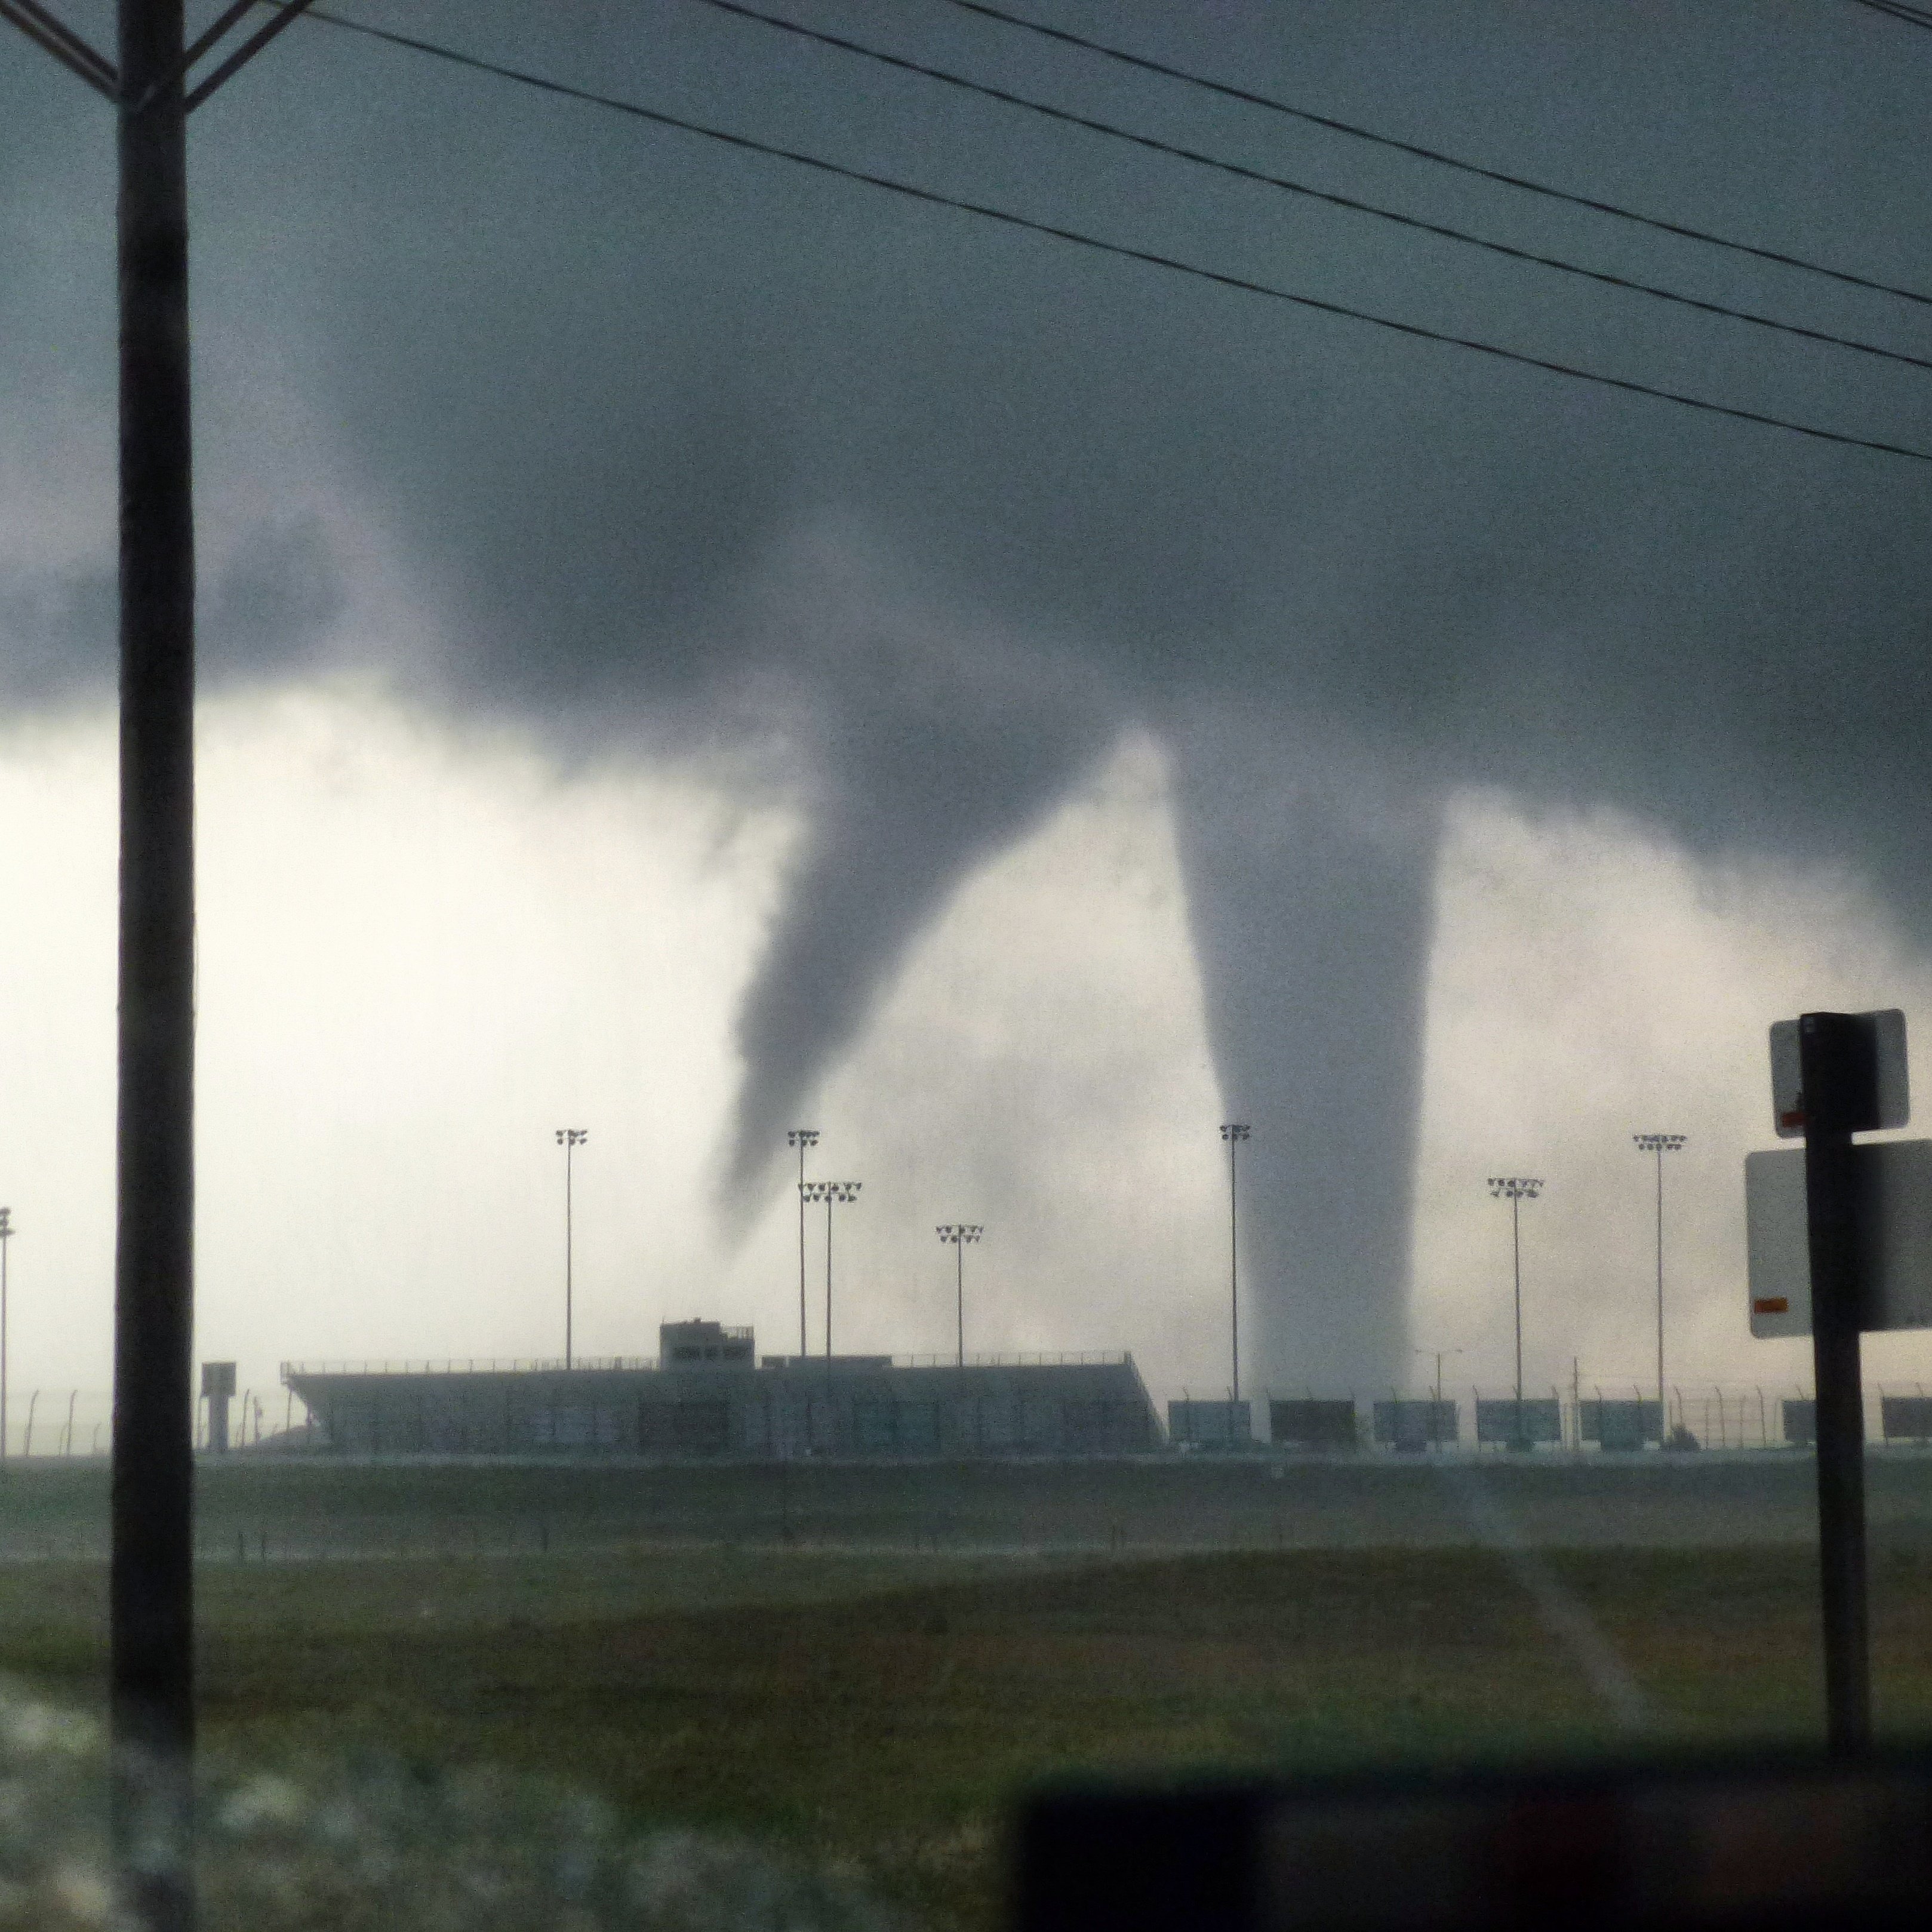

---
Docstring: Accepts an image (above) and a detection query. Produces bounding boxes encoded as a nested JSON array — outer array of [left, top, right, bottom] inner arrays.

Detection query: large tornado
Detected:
[[1166, 712, 1440, 1395]]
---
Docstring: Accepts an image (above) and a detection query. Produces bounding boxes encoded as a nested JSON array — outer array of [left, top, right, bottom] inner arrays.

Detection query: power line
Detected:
[[691, 0, 1932, 377], [285, 5, 1932, 465], [1846, 0, 1932, 29], [938, 0, 1932, 312]]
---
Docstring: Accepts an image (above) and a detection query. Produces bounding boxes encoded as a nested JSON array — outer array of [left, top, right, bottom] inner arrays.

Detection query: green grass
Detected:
[[2, 1537, 1931, 1928], [1, 1458, 1931, 1925]]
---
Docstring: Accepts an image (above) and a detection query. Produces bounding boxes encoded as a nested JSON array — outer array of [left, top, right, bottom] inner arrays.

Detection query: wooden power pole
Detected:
[[0, 4, 316, 1924]]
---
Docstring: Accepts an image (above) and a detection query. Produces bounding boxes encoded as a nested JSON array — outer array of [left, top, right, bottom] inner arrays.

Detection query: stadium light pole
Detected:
[[802, 1180, 860, 1356], [1412, 1345, 1462, 1451], [1487, 1177, 1544, 1443], [936, 1224, 984, 1366], [1632, 1133, 1687, 1439], [1220, 1124, 1250, 1402], [0, 1208, 11, 1463], [555, 1128, 588, 1367], [1413, 1345, 1462, 1409], [787, 1129, 820, 1358]]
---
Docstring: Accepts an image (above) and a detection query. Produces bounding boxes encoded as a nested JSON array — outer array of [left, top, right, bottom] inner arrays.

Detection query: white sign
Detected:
[[1745, 1140, 1932, 1337], [1769, 1009, 1909, 1139]]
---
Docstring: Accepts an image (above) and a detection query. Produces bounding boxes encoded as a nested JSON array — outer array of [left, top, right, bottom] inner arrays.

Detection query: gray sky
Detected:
[[3, 1, 1932, 1416]]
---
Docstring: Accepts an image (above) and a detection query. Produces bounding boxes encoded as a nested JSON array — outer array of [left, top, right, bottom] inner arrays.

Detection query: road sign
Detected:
[[1746, 1141, 1932, 1336], [1770, 1008, 1908, 1137]]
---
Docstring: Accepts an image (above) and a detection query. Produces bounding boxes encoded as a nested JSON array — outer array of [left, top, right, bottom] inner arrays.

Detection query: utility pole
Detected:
[[787, 1129, 819, 1357], [801, 1180, 860, 1355], [113, 11, 199, 1909], [936, 1223, 984, 1366], [1487, 1177, 1543, 1447], [1220, 1125, 1250, 1404], [555, 1128, 588, 1367], [0, 6, 322, 1922], [1633, 1133, 1687, 1442]]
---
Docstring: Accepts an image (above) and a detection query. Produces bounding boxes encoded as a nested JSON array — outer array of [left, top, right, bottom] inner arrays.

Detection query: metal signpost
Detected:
[[1749, 1008, 1912, 1754]]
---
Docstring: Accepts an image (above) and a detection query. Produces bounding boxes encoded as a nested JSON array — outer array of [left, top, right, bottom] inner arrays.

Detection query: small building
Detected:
[[284, 1321, 1164, 1459], [661, 1319, 755, 1368]]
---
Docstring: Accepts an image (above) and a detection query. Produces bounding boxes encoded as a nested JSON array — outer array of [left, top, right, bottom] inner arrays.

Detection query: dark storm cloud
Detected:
[[4, 0, 1930, 1381], [0, 521, 344, 709]]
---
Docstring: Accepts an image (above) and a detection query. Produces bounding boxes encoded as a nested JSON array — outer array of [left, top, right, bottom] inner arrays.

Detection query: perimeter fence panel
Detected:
[[1672, 1391, 1739, 1449], [1882, 1395, 1932, 1444], [1269, 1399, 1358, 1450], [1169, 1399, 1253, 1449], [1371, 1399, 1457, 1450], [1474, 1399, 1562, 1447], [1579, 1399, 1663, 1450]]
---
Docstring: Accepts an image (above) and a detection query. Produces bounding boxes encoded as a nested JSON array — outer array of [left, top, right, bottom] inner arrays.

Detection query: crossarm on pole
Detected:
[[182, 0, 263, 71], [183, 0, 317, 109], [0, 0, 118, 97]]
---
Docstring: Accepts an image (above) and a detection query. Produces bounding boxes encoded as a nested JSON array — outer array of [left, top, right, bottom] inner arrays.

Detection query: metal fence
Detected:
[[0, 1391, 112, 1459], [28, 1380, 1932, 1457], [0, 1386, 328, 1457]]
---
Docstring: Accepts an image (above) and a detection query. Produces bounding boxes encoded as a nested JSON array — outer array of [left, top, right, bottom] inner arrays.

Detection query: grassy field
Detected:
[[10, 1446, 1932, 1557], [0, 1458, 1930, 1927]]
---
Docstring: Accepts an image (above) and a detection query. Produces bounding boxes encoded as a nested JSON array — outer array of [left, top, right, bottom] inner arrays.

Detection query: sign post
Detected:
[[1760, 1008, 1909, 1755], [1797, 1015, 1878, 1752]]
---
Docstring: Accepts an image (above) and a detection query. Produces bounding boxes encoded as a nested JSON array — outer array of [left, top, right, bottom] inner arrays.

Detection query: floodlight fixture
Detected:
[[1633, 1133, 1689, 1436], [1487, 1175, 1543, 1201], [936, 1225, 985, 1366], [555, 1128, 589, 1367]]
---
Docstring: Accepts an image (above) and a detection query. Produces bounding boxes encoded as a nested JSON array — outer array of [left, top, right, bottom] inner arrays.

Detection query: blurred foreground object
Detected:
[[1019, 1753, 1932, 1932]]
